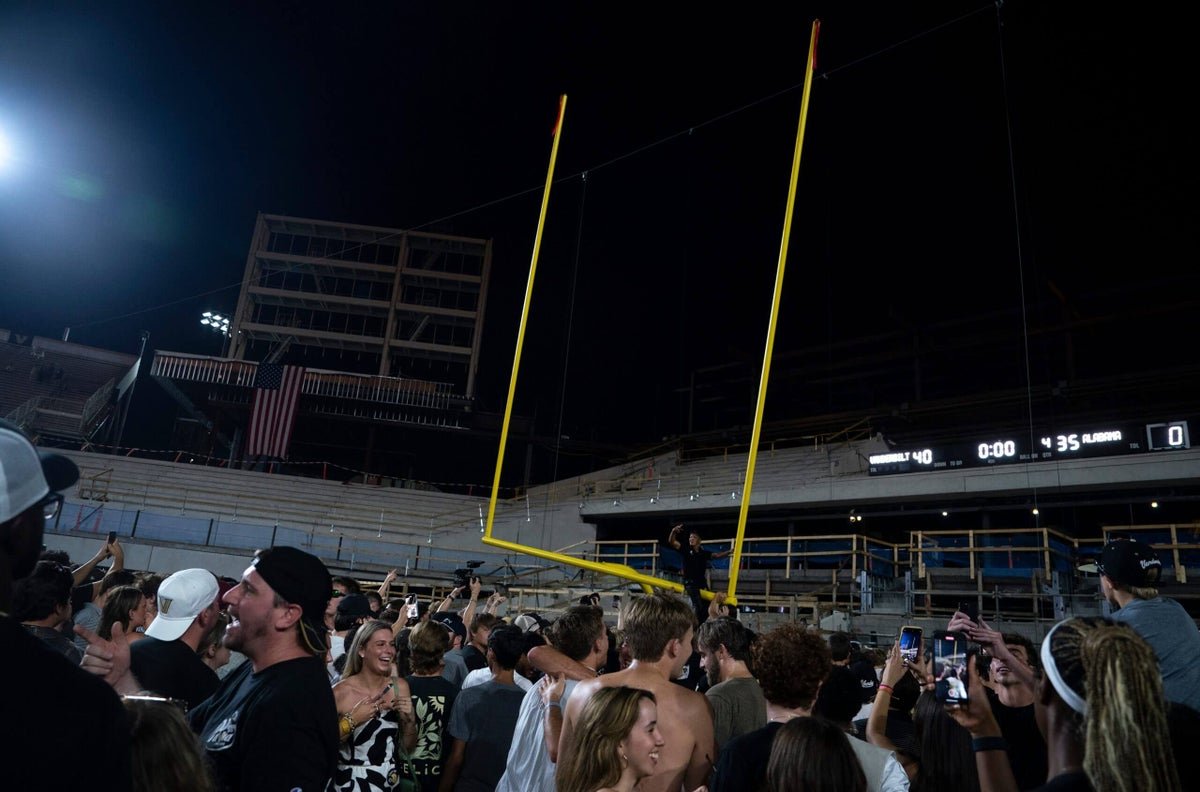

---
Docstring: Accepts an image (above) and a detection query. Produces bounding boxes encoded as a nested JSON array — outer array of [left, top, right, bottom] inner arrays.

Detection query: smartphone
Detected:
[[106, 530, 118, 544], [899, 626, 922, 663], [958, 600, 979, 624], [932, 630, 969, 704]]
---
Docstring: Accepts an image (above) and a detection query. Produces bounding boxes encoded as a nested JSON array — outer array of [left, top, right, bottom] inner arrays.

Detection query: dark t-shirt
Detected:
[[460, 645, 487, 673], [189, 655, 338, 792], [987, 689, 1048, 791], [405, 674, 459, 792], [671, 650, 706, 691], [711, 720, 782, 792], [2, 616, 132, 792], [131, 635, 219, 710], [681, 548, 713, 585], [445, 680, 525, 792]]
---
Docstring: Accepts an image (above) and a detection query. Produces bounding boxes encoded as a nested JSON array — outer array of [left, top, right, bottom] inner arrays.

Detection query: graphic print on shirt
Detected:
[[205, 710, 239, 752]]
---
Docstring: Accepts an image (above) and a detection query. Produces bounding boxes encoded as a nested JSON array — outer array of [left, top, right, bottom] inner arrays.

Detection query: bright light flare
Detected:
[[0, 127, 13, 172]]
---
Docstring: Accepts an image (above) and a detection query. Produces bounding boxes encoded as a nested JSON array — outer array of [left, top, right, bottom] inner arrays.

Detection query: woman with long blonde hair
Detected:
[[556, 686, 664, 792], [331, 619, 418, 792]]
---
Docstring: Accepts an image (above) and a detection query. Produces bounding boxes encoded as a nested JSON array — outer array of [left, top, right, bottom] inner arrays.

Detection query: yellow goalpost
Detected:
[[482, 21, 822, 605]]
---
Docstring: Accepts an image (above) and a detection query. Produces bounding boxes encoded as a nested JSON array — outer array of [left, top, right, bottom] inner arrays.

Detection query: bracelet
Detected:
[[877, 684, 894, 694], [547, 700, 562, 710], [339, 713, 356, 740], [972, 736, 1008, 753]]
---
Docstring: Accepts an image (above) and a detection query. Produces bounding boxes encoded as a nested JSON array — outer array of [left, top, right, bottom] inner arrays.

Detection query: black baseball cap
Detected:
[[1096, 538, 1163, 587], [432, 612, 466, 641], [252, 545, 332, 654], [336, 593, 373, 619]]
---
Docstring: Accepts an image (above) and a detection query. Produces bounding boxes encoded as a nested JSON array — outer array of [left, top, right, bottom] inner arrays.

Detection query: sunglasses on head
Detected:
[[331, 589, 345, 598]]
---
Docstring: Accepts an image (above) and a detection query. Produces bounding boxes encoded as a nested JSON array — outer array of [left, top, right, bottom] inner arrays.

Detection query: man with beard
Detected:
[[1, 419, 132, 791], [697, 616, 765, 752], [81, 546, 338, 791]]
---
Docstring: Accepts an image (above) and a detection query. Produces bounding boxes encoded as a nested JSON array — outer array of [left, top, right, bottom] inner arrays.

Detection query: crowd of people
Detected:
[[4, 417, 1200, 792]]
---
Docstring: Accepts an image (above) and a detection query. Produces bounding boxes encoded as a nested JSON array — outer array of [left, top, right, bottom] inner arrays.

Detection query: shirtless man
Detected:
[[559, 592, 713, 792]]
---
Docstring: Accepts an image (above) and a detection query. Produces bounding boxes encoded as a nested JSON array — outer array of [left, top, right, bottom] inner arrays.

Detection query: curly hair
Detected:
[[752, 624, 831, 709], [555, 686, 656, 792]]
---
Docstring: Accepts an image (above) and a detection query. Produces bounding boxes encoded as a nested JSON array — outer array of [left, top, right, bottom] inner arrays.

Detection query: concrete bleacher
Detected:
[[0, 336, 136, 441], [50, 448, 599, 583]]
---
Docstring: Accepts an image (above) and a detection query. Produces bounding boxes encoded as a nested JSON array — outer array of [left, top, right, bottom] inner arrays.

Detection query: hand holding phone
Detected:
[[106, 530, 118, 545], [932, 630, 969, 704], [899, 626, 922, 664]]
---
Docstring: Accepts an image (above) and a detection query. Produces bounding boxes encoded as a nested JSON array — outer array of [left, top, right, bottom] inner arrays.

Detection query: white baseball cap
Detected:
[[0, 419, 79, 524], [146, 568, 220, 641]]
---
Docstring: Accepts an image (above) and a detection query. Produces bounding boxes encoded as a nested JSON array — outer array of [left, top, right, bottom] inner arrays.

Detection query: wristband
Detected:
[[547, 700, 562, 710], [972, 736, 1008, 753], [877, 684, 894, 694]]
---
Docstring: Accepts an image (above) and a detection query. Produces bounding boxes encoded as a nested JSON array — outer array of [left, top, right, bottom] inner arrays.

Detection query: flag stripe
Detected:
[[246, 365, 305, 459]]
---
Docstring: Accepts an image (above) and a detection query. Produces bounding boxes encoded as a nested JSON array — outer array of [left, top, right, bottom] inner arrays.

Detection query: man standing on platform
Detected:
[[668, 523, 730, 624]]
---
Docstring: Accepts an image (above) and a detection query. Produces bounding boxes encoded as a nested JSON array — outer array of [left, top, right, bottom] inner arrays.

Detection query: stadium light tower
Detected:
[[201, 311, 231, 356]]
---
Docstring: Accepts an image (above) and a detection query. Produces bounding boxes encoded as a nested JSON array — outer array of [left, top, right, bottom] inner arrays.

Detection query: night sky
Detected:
[[1, 1, 1196, 475]]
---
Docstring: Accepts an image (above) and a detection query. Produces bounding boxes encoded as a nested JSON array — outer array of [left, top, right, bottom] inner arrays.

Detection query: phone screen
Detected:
[[899, 627, 922, 663], [933, 632, 969, 704]]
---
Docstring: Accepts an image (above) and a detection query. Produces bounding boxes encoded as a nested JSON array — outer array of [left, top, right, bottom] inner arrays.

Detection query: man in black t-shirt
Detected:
[[950, 610, 1048, 791], [1, 419, 132, 792], [130, 567, 221, 709], [668, 524, 731, 624], [81, 546, 339, 792]]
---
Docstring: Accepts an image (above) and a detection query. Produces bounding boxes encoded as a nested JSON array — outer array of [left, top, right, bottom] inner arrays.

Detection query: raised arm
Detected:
[[72, 539, 112, 588], [668, 523, 684, 550], [946, 659, 1019, 792], [436, 586, 464, 613], [378, 568, 398, 604], [867, 642, 907, 752], [459, 577, 481, 626]]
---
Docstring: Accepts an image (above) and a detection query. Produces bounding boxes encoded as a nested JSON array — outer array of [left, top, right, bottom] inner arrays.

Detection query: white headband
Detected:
[[1040, 621, 1087, 715]]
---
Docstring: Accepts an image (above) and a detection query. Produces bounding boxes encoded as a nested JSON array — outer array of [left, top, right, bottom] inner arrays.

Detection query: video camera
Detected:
[[452, 560, 485, 591]]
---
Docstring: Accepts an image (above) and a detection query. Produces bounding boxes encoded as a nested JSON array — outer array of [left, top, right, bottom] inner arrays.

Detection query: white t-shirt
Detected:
[[495, 678, 579, 792], [461, 667, 533, 692]]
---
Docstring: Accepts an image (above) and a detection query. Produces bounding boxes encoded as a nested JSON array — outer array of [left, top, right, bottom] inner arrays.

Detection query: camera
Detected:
[[452, 561, 485, 591]]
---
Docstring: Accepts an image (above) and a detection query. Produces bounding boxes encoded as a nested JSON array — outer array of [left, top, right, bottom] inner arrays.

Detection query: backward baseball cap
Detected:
[[0, 419, 79, 524]]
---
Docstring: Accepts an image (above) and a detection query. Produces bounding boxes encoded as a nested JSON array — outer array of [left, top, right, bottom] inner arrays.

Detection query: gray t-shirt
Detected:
[[1110, 596, 1200, 712], [442, 649, 469, 689], [706, 676, 767, 749], [446, 680, 525, 792], [72, 601, 102, 653]]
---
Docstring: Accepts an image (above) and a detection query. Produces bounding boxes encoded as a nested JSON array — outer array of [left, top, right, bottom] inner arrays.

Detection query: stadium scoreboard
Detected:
[[868, 420, 1190, 476]]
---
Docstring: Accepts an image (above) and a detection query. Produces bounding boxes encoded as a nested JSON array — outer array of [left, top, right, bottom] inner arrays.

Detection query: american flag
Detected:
[[246, 364, 305, 459]]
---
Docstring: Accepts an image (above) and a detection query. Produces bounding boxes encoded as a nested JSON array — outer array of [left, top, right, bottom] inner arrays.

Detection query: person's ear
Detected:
[[275, 602, 302, 631]]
